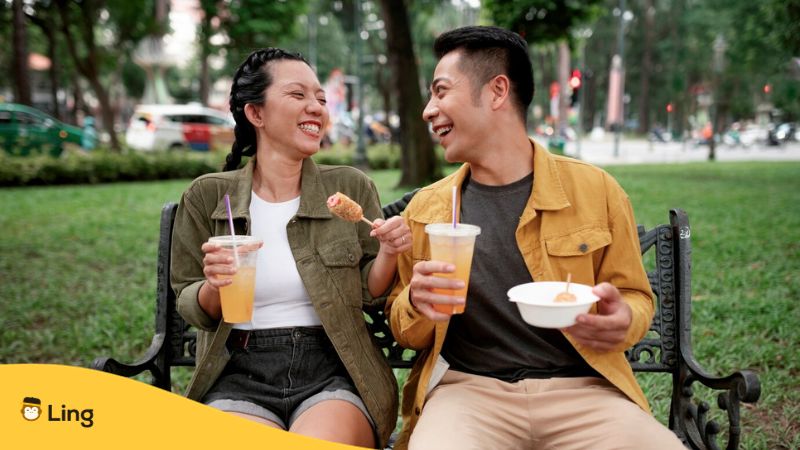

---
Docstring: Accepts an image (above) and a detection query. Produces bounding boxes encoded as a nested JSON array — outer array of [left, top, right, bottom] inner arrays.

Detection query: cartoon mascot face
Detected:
[[22, 397, 42, 421]]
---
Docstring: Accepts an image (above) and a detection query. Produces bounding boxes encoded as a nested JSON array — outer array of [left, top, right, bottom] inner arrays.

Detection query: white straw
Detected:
[[452, 185, 457, 228]]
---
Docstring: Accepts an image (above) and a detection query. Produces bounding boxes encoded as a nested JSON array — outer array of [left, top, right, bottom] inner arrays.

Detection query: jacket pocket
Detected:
[[318, 238, 363, 307], [544, 227, 611, 281]]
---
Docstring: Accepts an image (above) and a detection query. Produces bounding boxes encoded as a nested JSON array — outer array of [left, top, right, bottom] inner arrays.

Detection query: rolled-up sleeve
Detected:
[[171, 187, 218, 331], [598, 174, 655, 350]]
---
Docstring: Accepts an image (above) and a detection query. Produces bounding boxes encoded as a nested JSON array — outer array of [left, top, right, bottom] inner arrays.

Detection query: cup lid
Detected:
[[425, 223, 481, 237]]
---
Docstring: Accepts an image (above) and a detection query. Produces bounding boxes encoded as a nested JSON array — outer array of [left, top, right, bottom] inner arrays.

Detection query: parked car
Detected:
[[125, 104, 235, 152], [0, 103, 83, 157]]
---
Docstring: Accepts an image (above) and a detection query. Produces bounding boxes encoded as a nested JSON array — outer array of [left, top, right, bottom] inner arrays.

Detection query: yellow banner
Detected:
[[1, 364, 366, 449]]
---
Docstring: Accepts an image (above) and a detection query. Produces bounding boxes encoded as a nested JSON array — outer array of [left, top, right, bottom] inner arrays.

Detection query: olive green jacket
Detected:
[[170, 158, 398, 448]]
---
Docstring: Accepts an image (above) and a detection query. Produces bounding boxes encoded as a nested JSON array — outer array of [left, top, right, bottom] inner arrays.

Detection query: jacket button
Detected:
[[348, 253, 355, 262], [414, 407, 421, 415], [579, 243, 588, 253]]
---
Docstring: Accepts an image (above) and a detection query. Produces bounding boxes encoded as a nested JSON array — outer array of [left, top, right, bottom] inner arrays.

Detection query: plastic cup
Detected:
[[425, 223, 481, 314], [208, 235, 262, 323]]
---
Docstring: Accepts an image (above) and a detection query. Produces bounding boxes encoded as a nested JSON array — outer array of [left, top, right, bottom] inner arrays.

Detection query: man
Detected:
[[387, 26, 685, 450]]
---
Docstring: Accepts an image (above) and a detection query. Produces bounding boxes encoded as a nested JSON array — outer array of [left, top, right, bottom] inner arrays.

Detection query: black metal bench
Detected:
[[93, 193, 760, 449]]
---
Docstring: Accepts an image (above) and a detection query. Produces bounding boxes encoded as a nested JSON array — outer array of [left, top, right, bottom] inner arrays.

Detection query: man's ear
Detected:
[[488, 75, 511, 111], [244, 103, 263, 128]]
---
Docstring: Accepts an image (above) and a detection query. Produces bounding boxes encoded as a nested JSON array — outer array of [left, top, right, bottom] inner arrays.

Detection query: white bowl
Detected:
[[508, 281, 600, 328]]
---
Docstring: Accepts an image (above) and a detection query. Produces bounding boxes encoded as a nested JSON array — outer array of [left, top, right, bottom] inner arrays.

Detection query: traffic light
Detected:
[[569, 69, 582, 106], [666, 103, 673, 113], [763, 83, 771, 94]]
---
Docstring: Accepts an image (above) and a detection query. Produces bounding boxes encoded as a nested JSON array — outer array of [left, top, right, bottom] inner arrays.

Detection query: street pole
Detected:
[[353, 0, 368, 168], [613, 0, 627, 159], [575, 32, 589, 160]]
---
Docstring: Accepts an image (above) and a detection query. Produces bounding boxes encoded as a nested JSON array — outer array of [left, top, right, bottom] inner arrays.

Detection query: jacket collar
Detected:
[[413, 138, 570, 224], [210, 157, 331, 221], [296, 157, 333, 219], [210, 159, 255, 221]]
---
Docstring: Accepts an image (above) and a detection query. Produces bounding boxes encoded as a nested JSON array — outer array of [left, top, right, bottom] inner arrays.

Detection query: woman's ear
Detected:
[[489, 75, 511, 111], [244, 103, 263, 128]]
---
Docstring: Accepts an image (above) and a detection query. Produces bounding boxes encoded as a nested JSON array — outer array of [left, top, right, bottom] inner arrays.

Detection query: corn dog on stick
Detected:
[[327, 192, 374, 226]]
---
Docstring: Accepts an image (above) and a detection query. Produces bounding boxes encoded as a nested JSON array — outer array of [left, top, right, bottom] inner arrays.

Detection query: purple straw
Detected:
[[224, 194, 240, 266]]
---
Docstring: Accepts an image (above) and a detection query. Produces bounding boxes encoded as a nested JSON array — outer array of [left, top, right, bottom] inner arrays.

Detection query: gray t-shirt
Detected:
[[441, 173, 597, 381]]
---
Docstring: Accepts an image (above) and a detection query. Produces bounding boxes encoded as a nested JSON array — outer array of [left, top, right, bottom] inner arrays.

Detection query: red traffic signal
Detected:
[[763, 84, 771, 94], [569, 69, 582, 89], [666, 103, 673, 113]]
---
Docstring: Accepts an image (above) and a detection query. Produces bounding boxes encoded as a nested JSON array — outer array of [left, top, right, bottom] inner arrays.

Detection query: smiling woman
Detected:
[[167, 47, 407, 449]]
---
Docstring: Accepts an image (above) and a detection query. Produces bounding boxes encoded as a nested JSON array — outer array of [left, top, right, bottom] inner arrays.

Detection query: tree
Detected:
[[54, 0, 159, 151], [485, 0, 603, 135], [484, 0, 603, 43], [379, 0, 440, 187], [11, 0, 32, 106], [223, 0, 308, 69], [197, 0, 222, 106], [26, 1, 64, 120]]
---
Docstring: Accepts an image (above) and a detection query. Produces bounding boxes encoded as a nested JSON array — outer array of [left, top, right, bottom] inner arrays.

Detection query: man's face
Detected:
[[422, 51, 491, 163]]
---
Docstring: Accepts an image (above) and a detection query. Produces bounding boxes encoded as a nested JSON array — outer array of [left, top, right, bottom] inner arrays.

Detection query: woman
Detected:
[[170, 48, 410, 448]]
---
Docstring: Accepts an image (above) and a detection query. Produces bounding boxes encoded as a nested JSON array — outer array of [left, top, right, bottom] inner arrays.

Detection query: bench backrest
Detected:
[[151, 195, 692, 388]]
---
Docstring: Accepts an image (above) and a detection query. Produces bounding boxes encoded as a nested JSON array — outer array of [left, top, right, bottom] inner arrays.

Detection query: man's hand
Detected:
[[408, 260, 465, 321], [563, 282, 632, 352]]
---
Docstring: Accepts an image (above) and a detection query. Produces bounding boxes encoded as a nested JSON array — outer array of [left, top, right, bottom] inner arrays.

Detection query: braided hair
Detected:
[[224, 48, 309, 171]]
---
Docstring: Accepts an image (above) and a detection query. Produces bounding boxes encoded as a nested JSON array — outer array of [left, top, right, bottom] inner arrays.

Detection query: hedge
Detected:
[[1, 143, 455, 187], [0, 150, 224, 187]]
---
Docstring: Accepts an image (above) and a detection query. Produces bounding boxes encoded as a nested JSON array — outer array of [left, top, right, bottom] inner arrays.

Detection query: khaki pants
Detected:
[[409, 370, 685, 450]]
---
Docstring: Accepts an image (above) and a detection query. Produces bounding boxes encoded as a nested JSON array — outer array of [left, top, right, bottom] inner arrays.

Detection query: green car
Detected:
[[0, 103, 83, 157]]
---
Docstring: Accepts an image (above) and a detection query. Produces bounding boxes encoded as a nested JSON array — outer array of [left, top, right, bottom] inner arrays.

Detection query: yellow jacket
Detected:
[[387, 141, 654, 450]]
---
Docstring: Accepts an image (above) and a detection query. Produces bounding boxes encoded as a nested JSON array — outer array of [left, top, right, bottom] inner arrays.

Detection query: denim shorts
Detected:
[[202, 326, 374, 431]]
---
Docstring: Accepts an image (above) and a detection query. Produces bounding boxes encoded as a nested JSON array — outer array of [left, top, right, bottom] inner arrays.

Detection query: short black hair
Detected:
[[433, 26, 533, 122]]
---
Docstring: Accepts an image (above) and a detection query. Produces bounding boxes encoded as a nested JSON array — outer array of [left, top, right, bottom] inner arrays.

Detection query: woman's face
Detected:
[[256, 60, 329, 159]]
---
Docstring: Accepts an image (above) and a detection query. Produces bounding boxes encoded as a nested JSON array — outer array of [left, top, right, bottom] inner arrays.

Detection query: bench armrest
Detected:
[[91, 333, 169, 390], [675, 352, 761, 449]]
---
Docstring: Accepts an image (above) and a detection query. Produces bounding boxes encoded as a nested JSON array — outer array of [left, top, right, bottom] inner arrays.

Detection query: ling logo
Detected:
[[20, 396, 94, 428], [22, 397, 42, 421]]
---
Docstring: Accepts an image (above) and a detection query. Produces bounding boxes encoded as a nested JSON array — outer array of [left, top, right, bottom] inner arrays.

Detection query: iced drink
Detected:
[[425, 223, 481, 314], [208, 235, 262, 323]]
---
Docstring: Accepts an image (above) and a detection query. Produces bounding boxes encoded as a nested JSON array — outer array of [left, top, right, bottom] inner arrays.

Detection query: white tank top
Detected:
[[233, 192, 322, 330]]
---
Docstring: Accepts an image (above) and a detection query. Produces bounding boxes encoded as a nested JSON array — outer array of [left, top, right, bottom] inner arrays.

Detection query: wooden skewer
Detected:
[[360, 216, 374, 227], [565, 273, 572, 293]]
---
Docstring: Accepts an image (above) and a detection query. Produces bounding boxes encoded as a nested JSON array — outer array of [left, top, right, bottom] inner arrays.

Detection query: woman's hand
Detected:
[[369, 216, 412, 256], [201, 241, 237, 292]]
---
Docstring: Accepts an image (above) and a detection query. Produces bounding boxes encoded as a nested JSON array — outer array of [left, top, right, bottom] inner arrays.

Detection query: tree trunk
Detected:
[[637, 0, 655, 134], [379, 0, 440, 187], [56, 0, 121, 150], [26, 11, 62, 121], [198, 12, 212, 106], [12, 0, 32, 106], [199, 47, 211, 106]]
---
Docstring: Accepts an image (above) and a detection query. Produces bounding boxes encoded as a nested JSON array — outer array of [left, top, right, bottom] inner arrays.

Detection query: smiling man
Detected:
[[386, 26, 686, 450]]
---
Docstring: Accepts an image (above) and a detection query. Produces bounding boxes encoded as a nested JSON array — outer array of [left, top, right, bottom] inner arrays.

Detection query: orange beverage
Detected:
[[218, 266, 256, 323], [208, 235, 262, 323], [425, 223, 481, 314]]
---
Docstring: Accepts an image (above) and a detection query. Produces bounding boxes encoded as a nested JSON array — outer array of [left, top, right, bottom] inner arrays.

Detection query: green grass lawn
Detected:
[[1, 161, 797, 448]]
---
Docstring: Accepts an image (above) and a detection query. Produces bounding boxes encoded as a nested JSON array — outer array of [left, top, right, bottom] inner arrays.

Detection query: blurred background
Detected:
[[2, 0, 798, 185]]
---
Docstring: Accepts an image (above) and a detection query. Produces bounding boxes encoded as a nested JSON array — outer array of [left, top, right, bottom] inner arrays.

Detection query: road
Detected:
[[558, 137, 800, 166]]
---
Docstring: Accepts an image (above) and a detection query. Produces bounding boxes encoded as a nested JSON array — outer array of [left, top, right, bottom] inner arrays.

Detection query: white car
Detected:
[[125, 104, 235, 152]]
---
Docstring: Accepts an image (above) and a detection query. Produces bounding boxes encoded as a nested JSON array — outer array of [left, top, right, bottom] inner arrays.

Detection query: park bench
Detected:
[[93, 193, 760, 450]]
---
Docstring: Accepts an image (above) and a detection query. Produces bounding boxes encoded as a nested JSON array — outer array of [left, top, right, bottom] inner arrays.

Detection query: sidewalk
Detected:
[[560, 137, 800, 166]]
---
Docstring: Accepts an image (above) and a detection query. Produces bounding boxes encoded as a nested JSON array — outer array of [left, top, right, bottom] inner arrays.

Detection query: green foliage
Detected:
[[224, 0, 310, 68], [0, 149, 224, 187], [484, 0, 604, 43]]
